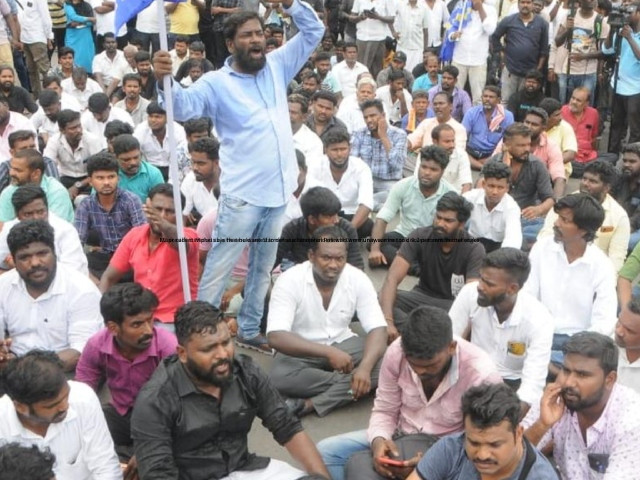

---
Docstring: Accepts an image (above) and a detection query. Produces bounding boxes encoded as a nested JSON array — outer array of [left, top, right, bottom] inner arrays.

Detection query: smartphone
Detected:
[[378, 457, 405, 467]]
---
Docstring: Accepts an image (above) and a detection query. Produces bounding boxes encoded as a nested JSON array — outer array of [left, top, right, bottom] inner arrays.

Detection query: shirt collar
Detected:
[[11, 263, 67, 299]]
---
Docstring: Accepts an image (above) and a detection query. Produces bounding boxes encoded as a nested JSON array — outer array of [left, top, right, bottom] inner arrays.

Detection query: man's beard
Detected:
[[511, 152, 529, 163], [562, 385, 606, 412], [477, 291, 507, 307], [186, 356, 234, 388], [234, 47, 266, 73]]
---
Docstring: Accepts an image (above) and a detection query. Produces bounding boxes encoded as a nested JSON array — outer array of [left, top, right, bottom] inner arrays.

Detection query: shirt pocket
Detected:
[[56, 447, 91, 479], [503, 340, 527, 371]]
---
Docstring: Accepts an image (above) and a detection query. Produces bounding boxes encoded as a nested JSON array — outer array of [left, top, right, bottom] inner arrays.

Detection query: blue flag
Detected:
[[115, 0, 184, 33]]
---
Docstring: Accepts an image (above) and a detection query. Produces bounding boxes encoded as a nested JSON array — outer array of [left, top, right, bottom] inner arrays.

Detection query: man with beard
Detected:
[[614, 143, 640, 251], [314, 52, 342, 98], [0, 66, 37, 114], [289, 94, 324, 168], [114, 74, 151, 127], [31, 90, 70, 145], [376, 70, 413, 126], [370, 145, 453, 268], [351, 99, 407, 209], [131, 301, 330, 479], [482, 123, 555, 245], [0, 220, 102, 370], [173, 41, 215, 83], [181, 137, 220, 223], [408, 383, 557, 480], [133, 102, 187, 181], [449, 248, 553, 411], [81, 93, 135, 139], [463, 85, 514, 171], [408, 92, 468, 153], [614, 297, 640, 393], [267, 226, 387, 417], [75, 153, 146, 280], [111, 134, 164, 204], [376, 51, 415, 91], [332, 43, 370, 98], [306, 90, 348, 142], [0, 351, 122, 478], [76, 283, 177, 461], [92, 34, 129, 98], [506, 70, 545, 121], [0, 130, 58, 195], [133, 51, 157, 101], [427, 66, 472, 123], [523, 332, 640, 478], [540, 97, 579, 179], [524, 193, 616, 373], [379, 192, 485, 340], [99, 184, 199, 330], [431, 124, 473, 192], [539, 160, 630, 272]]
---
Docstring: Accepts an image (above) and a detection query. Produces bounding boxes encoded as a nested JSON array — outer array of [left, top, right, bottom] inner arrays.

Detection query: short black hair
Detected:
[[7, 219, 55, 257], [583, 160, 618, 187], [148, 183, 184, 207], [481, 161, 511, 180], [419, 144, 449, 170], [433, 91, 453, 104], [554, 192, 605, 242], [539, 97, 562, 117], [1, 350, 66, 405], [188, 137, 220, 161], [623, 142, 640, 158], [0, 443, 56, 480], [412, 89, 429, 101], [481, 247, 531, 287], [288, 93, 309, 114], [38, 89, 59, 108], [174, 300, 224, 345], [122, 73, 142, 87], [58, 46, 75, 58], [315, 51, 332, 63], [503, 123, 532, 141], [175, 34, 190, 44], [0, 96, 8, 106], [11, 185, 48, 215], [101, 282, 159, 325], [524, 106, 548, 125], [310, 225, 348, 252], [524, 69, 544, 83], [462, 383, 522, 433], [401, 306, 453, 359], [436, 191, 473, 223], [147, 101, 166, 116], [442, 65, 459, 78], [112, 134, 141, 156], [88, 92, 110, 113], [103, 32, 116, 41], [322, 128, 351, 148], [312, 89, 338, 106], [300, 186, 342, 219], [359, 98, 384, 114], [563, 332, 618, 375], [483, 85, 501, 98], [13, 149, 45, 175], [8, 130, 35, 149], [223, 11, 264, 42], [431, 123, 454, 142], [388, 70, 406, 83], [184, 117, 212, 137], [57, 109, 80, 130], [104, 120, 134, 140], [188, 40, 206, 52], [134, 50, 151, 63], [72, 66, 88, 81], [87, 152, 119, 176]]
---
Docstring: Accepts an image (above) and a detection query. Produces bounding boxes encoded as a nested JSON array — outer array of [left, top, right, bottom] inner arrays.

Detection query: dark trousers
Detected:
[[394, 287, 453, 332], [379, 231, 405, 266], [156, 166, 169, 182], [570, 153, 619, 179], [103, 404, 133, 460], [478, 237, 502, 254], [609, 92, 640, 154], [60, 175, 90, 194], [133, 30, 161, 53], [340, 213, 373, 239], [200, 29, 216, 65], [211, 31, 230, 69]]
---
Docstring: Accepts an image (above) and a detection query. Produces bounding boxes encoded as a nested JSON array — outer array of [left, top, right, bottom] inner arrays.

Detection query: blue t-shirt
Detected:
[[415, 433, 558, 480]]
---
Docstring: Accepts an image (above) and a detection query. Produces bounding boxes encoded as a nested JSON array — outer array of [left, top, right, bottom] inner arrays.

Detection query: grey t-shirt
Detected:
[[415, 433, 558, 480]]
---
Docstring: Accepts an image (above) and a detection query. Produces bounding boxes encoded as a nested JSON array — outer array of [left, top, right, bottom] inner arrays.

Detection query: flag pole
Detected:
[[155, 0, 192, 303]]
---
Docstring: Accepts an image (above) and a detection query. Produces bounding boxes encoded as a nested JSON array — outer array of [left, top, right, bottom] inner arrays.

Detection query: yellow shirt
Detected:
[[170, 0, 200, 35], [547, 119, 578, 178]]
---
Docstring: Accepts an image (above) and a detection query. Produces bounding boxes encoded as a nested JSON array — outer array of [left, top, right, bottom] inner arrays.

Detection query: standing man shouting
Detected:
[[153, 0, 324, 353]]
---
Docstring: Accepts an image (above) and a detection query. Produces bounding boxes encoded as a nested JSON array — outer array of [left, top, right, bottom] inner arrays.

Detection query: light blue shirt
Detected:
[[159, 0, 324, 208], [603, 31, 640, 96]]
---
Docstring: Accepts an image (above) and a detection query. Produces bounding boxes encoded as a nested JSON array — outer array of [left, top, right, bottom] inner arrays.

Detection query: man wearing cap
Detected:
[[376, 51, 414, 90]]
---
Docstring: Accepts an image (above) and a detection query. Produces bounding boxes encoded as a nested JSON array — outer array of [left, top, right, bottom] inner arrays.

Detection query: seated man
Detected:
[[276, 187, 364, 270], [449, 248, 554, 410], [431, 125, 473, 194], [61, 67, 103, 111], [181, 137, 220, 224], [289, 94, 324, 169], [0, 351, 122, 478], [524, 193, 617, 369], [0, 97, 35, 161], [0, 66, 37, 115], [463, 162, 522, 252], [175, 117, 215, 184], [31, 90, 77, 146], [318, 306, 501, 480], [0, 149, 73, 223], [99, 184, 199, 328], [400, 89, 432, 135], [81, 92, 134, 139], [336, 76, 377, 134], [613, 142, 640, 251], [369, 145, 453, 268], [376, 51, 414, 91], [539, 97, 578, 178], [131, 301, 330, 480], [375, 71, 413, 126], [408, 92, 468, 153], [75, 283, 177, 458], [267, 226, 387, 417], [112, 133, 164, 203], [0, 185, 88, 275], [408, 383, 558, 480], [616, 297, 640, 394], [113, 73, 151, 127], [0, 443, 56, 480], [305, 90, 348, 143], [506, 69, 546, 122], [463, 85, 514, 171], [351, 99, 407, 210], [74, 153, 146, 279], [523, 332, 640, 478], [307, 129, 374, 238], [0, 220, 102, 370], [379, 192, 486, 340], [539, 160, 630, 272], [427, 65, 472, 123]]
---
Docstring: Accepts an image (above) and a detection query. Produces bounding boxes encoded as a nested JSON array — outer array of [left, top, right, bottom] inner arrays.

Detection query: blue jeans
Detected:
[[197, 194, 285, 340], [550, 333, 571, 366], [630, 228, 640, 252], [558, 73, 597, 105], [521, 216, 545, 245], [317, 430, 369, 480]]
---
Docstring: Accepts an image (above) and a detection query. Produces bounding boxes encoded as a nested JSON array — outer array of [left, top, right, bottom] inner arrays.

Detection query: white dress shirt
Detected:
[[267, 261, 387, 345], [337, 94, 367, 133], [0, 212, 88, 275], [462, 188, 522, 248], [0, 112, 36, 160], [449, 282, 554, 405], [425, 0, 450, 47], [43, 131, 106, 178], [0, 381, 122, 480], [394, 0, 429, 52], [451, 0, 498, 66], [169, 49, 190, 76], [293, 124, 324, 170], [442, 148, 473, 192], [31, 95, 84, 139], [523, 236, 617, 336], [307, 155, 374, 214], [376, 85, 414, 124], [61, 78, 103, 111], [17, 0, 53, 44], [332, 61, 370, 98], [81, 107, 134, 139], [618, 349, 640, 395], [135, 2, 160, 33], [134, 121, 187, 168], [180, 171, 218, 217], [0, 263, 102, 356], [352, 0, 396, 41], [90, 0, 126, 36], [91, 50, 129, 88]]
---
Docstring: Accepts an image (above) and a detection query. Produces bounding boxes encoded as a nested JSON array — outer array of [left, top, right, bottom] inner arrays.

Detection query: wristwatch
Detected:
[[74, 181, 83, 189]]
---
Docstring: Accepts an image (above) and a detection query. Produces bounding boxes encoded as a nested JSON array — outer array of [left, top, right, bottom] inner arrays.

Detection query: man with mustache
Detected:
[[506, 69, 545, 122], [523, 332, 640, 479], [408, 92, 468, 153], [0, 66, 37, 115], [408, 383, 557, 480], [111, 134, 164, 204], [131, 301, 330, 479], [76, 283, 177, 465], [0, 351, 122, 479], [613, 142, 640, 251], [180, 137, 220, 225]]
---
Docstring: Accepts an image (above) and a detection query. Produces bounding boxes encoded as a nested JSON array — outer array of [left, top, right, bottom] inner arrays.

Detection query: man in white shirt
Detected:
[[615, 297, 640, 394], [169, 35, 190, 76], [0, 185, 88, 275], [523, 192, 617, 372], [289, 94, 324, 170], [337, 76, 379, 133], [0, 220, 102, 371], [61, 68, 103, 111], [267, 225, 388, 417], [31, 90, 79, 145], [181, 137, 219, 223], [394, 0, 429, 72], [16, 0, 52, 98], [90, 0, 127, 51], [133, 102, 187, 181], [0, 350, 123, 479], [331, 42, 370, 98], [463, 161, 522, 252], [430, 123, 473, 193], [0, 97, 36, 160], [408, 92, 468, 152], [92, 33, 129, 98], [81, 93, 134, 139], [375, 70, 413, 125], [349, 0, 396, 78], [449, 247, 553, 411], [425, 0, 450, 51]]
